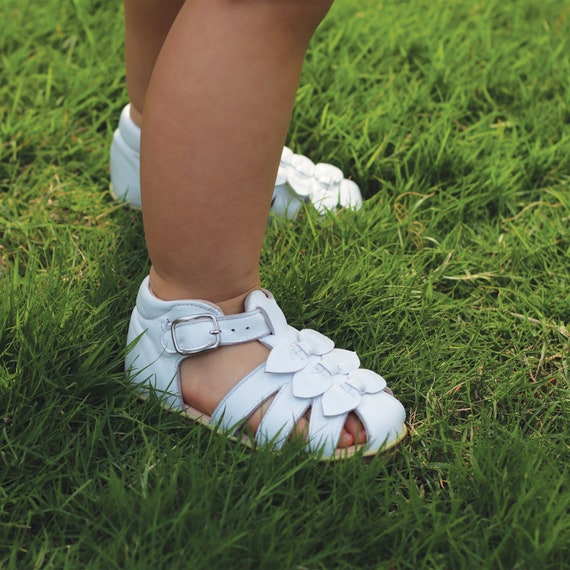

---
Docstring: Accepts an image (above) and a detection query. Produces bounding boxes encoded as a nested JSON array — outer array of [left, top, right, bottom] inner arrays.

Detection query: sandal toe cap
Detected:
[[357, 390, 407, 453]]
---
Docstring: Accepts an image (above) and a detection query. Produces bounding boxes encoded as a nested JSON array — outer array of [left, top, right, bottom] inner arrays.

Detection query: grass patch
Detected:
[[1, 0, 569, 568]]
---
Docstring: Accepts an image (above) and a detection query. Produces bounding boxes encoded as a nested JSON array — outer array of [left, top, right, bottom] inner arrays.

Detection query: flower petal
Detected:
[[292, 365, 334, 398], [320, 348, 360, 375], [338, 179, 363, 211], [298, 329, 335, 356], [346, 369, 386, 394], [265, 343, 308, 373], [321, 383, 362, 416], [312, 184, 340, 214], [287, 155, 315, 197], [314, 163, 344, 187]]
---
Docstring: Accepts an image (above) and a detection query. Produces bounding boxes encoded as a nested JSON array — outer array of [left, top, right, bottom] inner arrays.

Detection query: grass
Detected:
[[1, 0, 569, 567]]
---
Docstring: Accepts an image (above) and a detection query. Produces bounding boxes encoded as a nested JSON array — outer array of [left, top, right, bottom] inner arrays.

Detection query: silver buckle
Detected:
[[170, 314, 222, 355]]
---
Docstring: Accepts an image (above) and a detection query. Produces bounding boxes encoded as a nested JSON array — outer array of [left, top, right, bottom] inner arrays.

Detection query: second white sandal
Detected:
[[110, 104, 363, 216]]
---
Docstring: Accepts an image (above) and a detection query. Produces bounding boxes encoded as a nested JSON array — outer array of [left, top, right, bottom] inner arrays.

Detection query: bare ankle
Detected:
[[148, 267, 261, 314]]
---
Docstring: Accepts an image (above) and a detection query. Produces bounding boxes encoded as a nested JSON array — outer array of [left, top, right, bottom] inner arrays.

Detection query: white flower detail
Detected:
[[265, 329, 334, 373], [265, 329, 387, 417]]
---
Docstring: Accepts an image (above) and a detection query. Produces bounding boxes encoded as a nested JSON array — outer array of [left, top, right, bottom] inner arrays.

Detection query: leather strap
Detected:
[[164, 309, 271, 355]]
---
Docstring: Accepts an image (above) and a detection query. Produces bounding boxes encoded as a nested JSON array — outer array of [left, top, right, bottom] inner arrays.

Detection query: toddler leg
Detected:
[[141, 0, 334, 305], [125, 0, 406, 454], [142, 0, 364, 446]]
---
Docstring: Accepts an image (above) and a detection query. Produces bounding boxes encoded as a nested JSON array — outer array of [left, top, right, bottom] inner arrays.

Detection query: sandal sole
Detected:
[[137, 392, 407, 461]]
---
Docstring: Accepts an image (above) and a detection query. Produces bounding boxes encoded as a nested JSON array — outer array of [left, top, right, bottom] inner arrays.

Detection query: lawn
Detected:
[[1, 0, 569, 568]]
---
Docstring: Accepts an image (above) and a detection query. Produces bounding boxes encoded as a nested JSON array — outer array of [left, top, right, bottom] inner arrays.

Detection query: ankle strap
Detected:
[[164, 310, 271, 355]]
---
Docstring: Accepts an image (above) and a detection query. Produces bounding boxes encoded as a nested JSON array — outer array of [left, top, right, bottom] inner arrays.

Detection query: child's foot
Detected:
[[126, 277, 407, 459], [179, 342, 365, 448], [110, 104, 363, 215]]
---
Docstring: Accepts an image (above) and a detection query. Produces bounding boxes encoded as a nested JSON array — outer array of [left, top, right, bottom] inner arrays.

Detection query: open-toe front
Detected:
[[126, 277, 407, 460]]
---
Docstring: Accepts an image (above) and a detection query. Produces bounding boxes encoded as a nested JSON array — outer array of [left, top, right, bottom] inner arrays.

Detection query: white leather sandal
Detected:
[[126, 277, 407, 460], [110, 105, 363, 216]]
